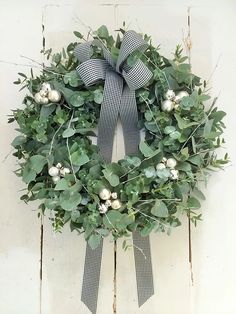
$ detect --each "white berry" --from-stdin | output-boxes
[99,203,108,214]
[111,199,122,210]
[99,188,111,200]
[48,166,59,177]
[170,169,179,180]
[161,99,174,112]
[166,158,177,169]
[111,192,118,199]
[60,167,70,177]
[164,89,175,100]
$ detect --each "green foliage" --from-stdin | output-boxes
[10,26,229,248]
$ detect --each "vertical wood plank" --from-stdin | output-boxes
[0,2,43,313]
[190,3,236,314]
[40,4,116,314]
[115,3,192,314]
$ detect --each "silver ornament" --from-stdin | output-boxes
[56,163,62,169]
[99,188,111,200]
[48,90,61,103]
[166,158,177,169]
[170,169,179,180]
[52,175,60,183]
[60,167,70,177]
[48,166,60,177]
[174,91,189,103]
[111,199,122,210]
[156,162,166,170]
[164,89,175,100]
[111,192,118,199]
[99,203,108,214]
[161,99,174,112]
[34,92,49,105]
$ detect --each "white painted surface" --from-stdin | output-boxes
[0,1,235,314]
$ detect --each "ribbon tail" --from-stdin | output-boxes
[133,231,154,307]
[97,69,123,162]
[81,240,103,314]
[120,86,140,155]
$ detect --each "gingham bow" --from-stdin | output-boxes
[74,30,154,314]
[74,30,152,162]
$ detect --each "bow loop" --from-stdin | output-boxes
[116,30,149,72]
[77,59,110,87]
[74,41,93,63]
[122,59,152,91]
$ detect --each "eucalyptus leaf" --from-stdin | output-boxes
[151,199,169,218]
[62,128,75,138]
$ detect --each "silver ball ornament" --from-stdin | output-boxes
[52,175,60,183]
[166,158,177,169]
[56,163,62,169]
[111,199,122,210]
[48,166,60,177]
[170,169,179,180]
[161,100,174,112]
[156,163,166,170]
[99,188,111,200]
[174,91,189,103]
[34,92,49,105]
[164,89,175,100]
[48,90,61,103]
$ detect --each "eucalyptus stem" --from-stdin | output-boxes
[120,153,155,179]
[66,111,77,181]
[140,94,162,138]
[48,123,65,156]
[132,208,171,229]
[138,198,181,202]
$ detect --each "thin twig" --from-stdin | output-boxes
[206,54,222,84]
[65,111,76,180]
[48,123,64,156]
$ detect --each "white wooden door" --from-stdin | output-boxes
[0,1,236,314]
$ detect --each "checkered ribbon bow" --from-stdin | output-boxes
[74,30,154,314]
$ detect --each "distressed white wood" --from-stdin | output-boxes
[190,4,236,314]
[0,2,43,314]
[1,1,236,314]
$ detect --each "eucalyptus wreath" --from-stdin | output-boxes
[10,25,228,249]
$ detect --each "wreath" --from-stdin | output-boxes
[10,25,228,250]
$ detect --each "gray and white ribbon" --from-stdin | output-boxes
[74,30,154,313]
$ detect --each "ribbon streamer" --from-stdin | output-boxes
[74,30,154,313]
